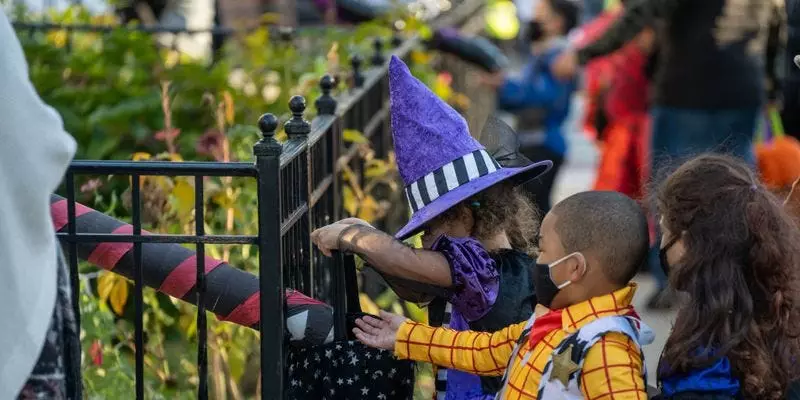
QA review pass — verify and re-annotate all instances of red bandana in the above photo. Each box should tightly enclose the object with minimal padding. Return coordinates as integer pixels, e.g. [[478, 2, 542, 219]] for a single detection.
[[527, 307, 641, 348], [527, 309, 563, 348]]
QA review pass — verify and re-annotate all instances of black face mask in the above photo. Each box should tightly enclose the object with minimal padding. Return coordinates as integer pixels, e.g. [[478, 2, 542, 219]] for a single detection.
[[527, 20, 545, 42], [533, 262, 560, 308], [659, 236, 679, 276], [532, 253, 579, 308]]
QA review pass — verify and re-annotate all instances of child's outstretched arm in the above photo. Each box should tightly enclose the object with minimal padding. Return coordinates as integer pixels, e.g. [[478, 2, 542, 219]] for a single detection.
[[311, 221, 453, 287], [353, 311, 525, 377], [580, 333, 646, 399]]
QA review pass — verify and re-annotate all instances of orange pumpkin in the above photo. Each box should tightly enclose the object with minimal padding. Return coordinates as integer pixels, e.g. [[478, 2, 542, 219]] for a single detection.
[[755, 106, 800, 190]]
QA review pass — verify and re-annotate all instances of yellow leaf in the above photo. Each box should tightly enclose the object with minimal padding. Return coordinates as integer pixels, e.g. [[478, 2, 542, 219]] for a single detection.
[[110, 279, 129, 316], [343, 129, 368, 144], [168, 153, 184, 162], [44, 29, 66, 48], [404, 301, 428, 323], [433, 77, 453, 101], [98, 272, 129, 316], [411, 50, 431, 65], [132, 152, 152, 161], [97, 272, 115, 302], [419, 25, 433, 40], [342, 186, 358, 216], [172, 179, 195, 217], [391, 301, 404, 315], [327, 42, 340, 69], [408, 232, 423, 249], [357, 195, 379, 223], [359, 293, 381, 315], [364, 159, 391, 179]]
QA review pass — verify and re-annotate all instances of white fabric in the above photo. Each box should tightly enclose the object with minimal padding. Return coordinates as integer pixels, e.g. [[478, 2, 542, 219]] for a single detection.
[[0, 9, 76, 399], [537, 316, 654, 399]]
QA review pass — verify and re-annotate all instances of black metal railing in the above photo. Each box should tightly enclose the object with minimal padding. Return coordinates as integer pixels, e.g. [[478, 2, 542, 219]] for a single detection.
[[49, 0, 488, 396], [54, 33, 414, 399]]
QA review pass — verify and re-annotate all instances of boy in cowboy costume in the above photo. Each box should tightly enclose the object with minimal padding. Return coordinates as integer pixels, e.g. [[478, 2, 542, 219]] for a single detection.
[[311, 56, 552, 399], [350, 191, 653, 399]]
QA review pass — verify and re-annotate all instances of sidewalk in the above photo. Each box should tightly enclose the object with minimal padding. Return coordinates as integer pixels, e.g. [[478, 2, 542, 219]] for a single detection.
[[554, 95, 675, 385]]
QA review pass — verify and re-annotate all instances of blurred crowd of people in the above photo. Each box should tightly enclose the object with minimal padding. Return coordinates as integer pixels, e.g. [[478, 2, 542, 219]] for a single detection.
[[483, 0, 800, 309]]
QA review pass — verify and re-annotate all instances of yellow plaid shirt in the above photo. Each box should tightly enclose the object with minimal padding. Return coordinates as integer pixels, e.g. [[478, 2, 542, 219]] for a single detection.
[[395, 284, 646, 400]]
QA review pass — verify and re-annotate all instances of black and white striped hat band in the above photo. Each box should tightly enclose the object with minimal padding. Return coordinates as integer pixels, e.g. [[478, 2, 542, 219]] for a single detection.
[[404, 149, 501, 213]]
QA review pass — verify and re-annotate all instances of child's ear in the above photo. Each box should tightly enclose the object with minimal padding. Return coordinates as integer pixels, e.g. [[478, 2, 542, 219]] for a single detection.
[[567, 253, 588, 281]]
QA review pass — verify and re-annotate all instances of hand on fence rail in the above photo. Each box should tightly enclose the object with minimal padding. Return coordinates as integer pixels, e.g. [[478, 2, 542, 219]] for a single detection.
[[311, 221, 454, 288]]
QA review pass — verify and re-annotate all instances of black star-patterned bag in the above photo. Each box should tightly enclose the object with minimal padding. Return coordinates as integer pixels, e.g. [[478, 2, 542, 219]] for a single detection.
[[286, 254, 415, 399]]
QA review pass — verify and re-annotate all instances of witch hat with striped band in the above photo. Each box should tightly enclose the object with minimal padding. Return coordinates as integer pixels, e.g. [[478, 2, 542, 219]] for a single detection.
[[389, 55, 552, 239]]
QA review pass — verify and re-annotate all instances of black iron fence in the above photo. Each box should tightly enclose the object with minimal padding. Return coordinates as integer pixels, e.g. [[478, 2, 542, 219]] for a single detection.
[[43, 0, 487, 396], [54, 28, 414, 399]]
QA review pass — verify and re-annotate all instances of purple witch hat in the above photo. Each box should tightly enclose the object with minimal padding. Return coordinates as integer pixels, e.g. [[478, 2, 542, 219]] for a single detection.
[[389, 56, 552, 239]]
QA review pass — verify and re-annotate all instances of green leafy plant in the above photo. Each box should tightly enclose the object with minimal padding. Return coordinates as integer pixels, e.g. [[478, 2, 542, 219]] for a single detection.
[[11, 5, 468, 397]]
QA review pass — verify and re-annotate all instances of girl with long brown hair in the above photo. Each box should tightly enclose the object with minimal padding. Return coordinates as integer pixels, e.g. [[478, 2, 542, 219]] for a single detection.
[[655, 154, 800, 399]]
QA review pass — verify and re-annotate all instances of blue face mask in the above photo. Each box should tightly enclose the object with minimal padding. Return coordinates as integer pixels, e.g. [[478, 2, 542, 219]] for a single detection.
[[533, 252, 585, 307]]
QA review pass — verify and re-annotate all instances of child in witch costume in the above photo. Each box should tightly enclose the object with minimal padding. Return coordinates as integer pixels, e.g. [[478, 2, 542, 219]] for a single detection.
[[351, 191, 654, 399], [311, 56, 552, 399]]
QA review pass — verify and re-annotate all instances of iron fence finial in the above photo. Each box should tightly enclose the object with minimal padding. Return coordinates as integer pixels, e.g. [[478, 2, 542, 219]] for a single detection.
[[391, 29, 403, 47], [315, 75, 338, 115], [371, 37, 385, 66], [351, 54, 365, 88], [284, 96, 311, 138], [254, 113, 282, 156]]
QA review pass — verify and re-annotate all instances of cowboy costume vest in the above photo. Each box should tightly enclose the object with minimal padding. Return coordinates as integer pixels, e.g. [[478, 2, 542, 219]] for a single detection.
[[496, 314, 653, 399], [394, 283, 650, 399]]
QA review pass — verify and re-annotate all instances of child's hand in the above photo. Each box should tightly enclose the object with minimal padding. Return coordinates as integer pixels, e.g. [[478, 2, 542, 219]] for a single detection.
[[353, 310, 408, 351], [311, 223, 352, 256], [311, 218, 375, 256], [335, 218, 374, 229]]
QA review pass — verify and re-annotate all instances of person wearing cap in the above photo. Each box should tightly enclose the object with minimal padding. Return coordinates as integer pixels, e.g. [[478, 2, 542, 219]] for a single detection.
[[311, 56, 552, 399]]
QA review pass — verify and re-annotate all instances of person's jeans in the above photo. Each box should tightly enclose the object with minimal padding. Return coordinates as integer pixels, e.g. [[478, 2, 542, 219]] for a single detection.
[[647, 106, 759, 289]]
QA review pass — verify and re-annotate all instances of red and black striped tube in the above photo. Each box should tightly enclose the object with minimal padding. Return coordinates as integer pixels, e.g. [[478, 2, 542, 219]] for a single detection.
[[50, 194, 334, 346]]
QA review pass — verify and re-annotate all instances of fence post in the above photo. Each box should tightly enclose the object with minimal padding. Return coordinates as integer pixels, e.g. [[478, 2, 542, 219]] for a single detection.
[[254, 113, 285, 400], [391, 28, 403, 47], [284, 95, 311, 138], [315, 75, 337, 115], [371, 37, 385, 66], [351, 54, 365, 88]]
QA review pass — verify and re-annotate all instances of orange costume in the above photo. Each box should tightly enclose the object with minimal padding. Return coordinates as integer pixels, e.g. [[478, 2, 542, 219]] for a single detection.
[[574, 9, 652, 199], [393, 284, 651, 399]]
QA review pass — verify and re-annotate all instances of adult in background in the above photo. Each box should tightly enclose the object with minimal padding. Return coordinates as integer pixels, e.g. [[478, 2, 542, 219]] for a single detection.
[[552, 0, 771, 307], [0, 8, 79, 399], [652, 154, 800, 399]]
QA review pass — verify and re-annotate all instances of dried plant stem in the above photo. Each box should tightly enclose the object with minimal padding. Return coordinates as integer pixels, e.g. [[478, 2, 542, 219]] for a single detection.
[[160, 81, 177, 155]]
